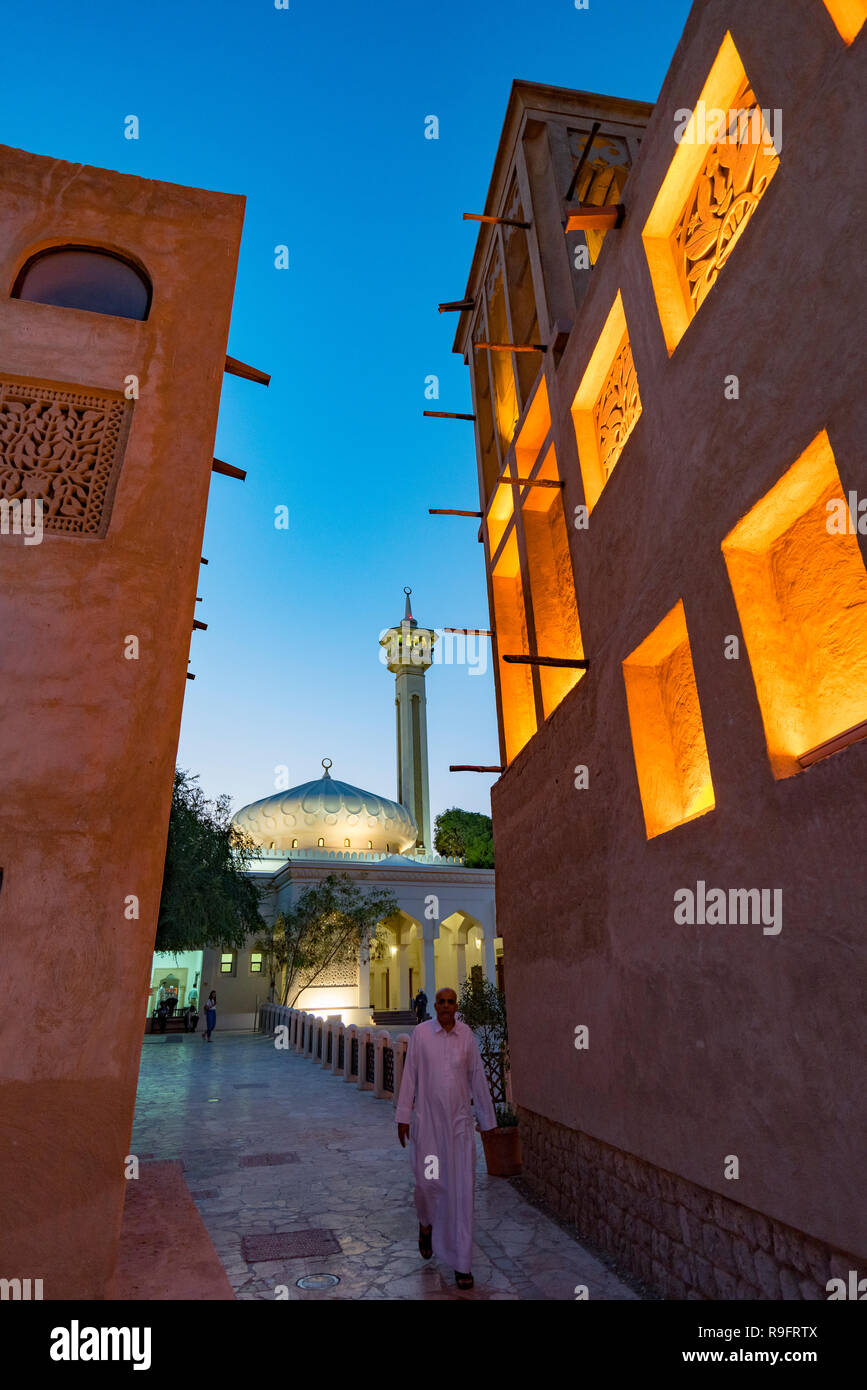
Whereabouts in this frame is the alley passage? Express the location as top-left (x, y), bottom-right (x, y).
top-left (133, 1032), bottom-right (639, 1301)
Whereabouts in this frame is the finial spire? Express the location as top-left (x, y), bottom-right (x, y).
top-left (321, 757), bottom-right (332, 779)
top-left (404, 585), bottom-right (413, 623)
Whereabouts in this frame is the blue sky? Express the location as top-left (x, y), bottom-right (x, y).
top-left (1, 0), bottom-right (691, 825)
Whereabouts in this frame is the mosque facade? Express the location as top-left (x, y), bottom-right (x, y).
top-left (147, 592), bottom-right (499, 1030)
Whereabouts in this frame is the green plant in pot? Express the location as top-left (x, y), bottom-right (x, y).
top-left (457, 975), bottom-right (522, 1176)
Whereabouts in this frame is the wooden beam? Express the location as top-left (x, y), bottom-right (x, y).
top-left (474, 341), bottom-right (546, 354)
top-left (799, 718), bottom-right (867, 768)
top-left (186, 672), bottom-right (196, 681)
top-left (438, 299), bottom-right (475, 313)
top-left (565, 120), bottom-right (601, 201)
top-left (496, 475), bottom-right (564, 488)
top-left (225, 355), bottom-right (271, 387)
top-left (423, 410), bottom-right (476, 421)
top-left (429, 508), bottom-right (483, 517)
top-left (564, 204), bottom-right (624, 233)
top-left (502, 655), bottom-right (589, 668)
top-left (449, 764), bottom-right (505, 773)
top-left (463, 213), bottom-right (530, 229)
top-left (212, 458), bottom-right (247, 481)
top-left (200, 557), bottom-right (208, 565)
top-left (443, 628), bottom-right (493, 636)
top-left (192, 619), bottom-right (208, 631)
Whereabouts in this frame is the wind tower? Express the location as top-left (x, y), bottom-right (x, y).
top-left (380, 587), bottom-right (438, 852)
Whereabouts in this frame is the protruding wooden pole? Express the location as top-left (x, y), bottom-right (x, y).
top-left (497, 475), bottom-right (564, 488)
top-left (449, 764), bottom-right (505, 773)
top-left (463, 213), bottom-right (530, 230)
top-left (225, 355), bottom-right (271, 387)
top-left (192, 620), bottom-right (208, 631)
top-left (474, 341), bottom-right (546, 354)
top-left (438, 299), bottom-right (475, 313)
top-left (502, 654), bottom-right (589, 668)
top-left (564, 205), bottom-right (624, 233)
top-left (423, 411), bottom-right (476, 421)
top-left (429, 508), bottom-right (483, 517)
top-left (212, 458), bottom-right (247, 481)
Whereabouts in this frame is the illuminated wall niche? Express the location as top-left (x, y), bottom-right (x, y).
top-left (571, 291), bottom-right (642, 513)
top-left (492, 531), bottom-right (536, 763)
top-left (821, 0), bottom-right (866, 43)
top-left (523, 446), bottom-right (584, 717)
top-left (623, 600), bottom-right (715, 839)
top-left (567, 126), bottom-right (634, 264)
top-left (642, 33), bottom-right (780, 355)
top-left (721, 430), bottom-right (867, 778)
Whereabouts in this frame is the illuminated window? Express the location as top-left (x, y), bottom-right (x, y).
top-left (220, 952), bottom-right (236, 976)
top-left (522, 446), bottom-right (585, 718)
top-left (492, 532), bottom-right (536, 763)
top-left (249, 952), bottom-right (263, 975)
top-left (820, 0), bottom-right (866, 43)
top-left (571, 291), bottom-right (642, 512)
top-left (317, 837), bottom-right (325, 847)
top-left (344, 838), bottom-right (351, 847)
top-left (623, 600), bottom-right (715, 838)
top-left (291, 838), bottom-right (298, 849)
top-left (642, 33), bottom-right (780, 355)
top-left (12, 245), bottom-right (152, 321)
top-left (721, 430), bottom-right (867, 778)
top-left (367, 840), bottom-right (373, 849)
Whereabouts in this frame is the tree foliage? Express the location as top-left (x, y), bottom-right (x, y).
top-left (155, 769), bottom-right (264, 953)
top-left (457, 975), bottom-right (507, 1057)
top-left (253, 874), bottom-right (400, 1007)
top-left (434, 807), bottom-right (495, 868)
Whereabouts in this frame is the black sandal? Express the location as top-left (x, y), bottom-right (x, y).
top-left (455, 1271), bottom-right (474, 1289)
top-left (418, 1224), bottom-right (433, 1259)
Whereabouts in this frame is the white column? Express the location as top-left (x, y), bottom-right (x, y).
top-left (456, 940), bottom-right (467, 988)
top-left (398, 942), bottom-right (411, 1009)
top-left (422, 929), bottom-right (437, 1000)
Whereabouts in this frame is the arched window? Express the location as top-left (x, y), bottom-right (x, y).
top-left (317, 837), bottom-right (325, 848)
top-left (12, 245), bottom-right (152, 321)
top-left (291, 838), bottom-right (298, 849)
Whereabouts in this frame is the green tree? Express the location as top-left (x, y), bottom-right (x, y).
top-left (254, 874), bottom-right (399, 1007)
top-left (155, 769), bottom-right (264, 953)
top-left (434, 807), bottom-right (494, 868)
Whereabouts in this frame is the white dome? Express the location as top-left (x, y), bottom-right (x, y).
top-left (233, 760), bottom-right (418, 855)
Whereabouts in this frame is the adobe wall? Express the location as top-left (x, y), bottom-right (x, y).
top-left (0, 147), bottom-right (244, 1297)
top-left (491, 0), bottom-right (867, 1291)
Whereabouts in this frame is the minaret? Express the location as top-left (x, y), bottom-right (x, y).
top-left (379, 587), bottom-right (437, 853)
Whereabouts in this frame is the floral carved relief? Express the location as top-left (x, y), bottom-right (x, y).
top-left (671, 79), bottom-right (779, 319)
top-left (0, 377), bottom-right (131, 536)
top-left (593, 332), bottom-right (642, 482)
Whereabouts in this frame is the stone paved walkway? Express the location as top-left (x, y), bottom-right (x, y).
top-left (132, 1032), bottom-right (639, 1301)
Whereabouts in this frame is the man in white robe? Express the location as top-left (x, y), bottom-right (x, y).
top-left (396, 986), bottom-right (497, 1287)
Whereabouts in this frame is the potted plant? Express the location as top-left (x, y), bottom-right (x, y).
top-left (457, 975), bottom-right (522, 1177)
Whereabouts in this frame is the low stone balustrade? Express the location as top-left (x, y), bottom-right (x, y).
top-left (257, 1003), bottom-right (411, 1104)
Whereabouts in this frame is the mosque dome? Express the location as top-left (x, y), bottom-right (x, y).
top-left (232, 759), bottom-right (418, 855)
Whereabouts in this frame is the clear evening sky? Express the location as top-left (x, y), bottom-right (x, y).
top-left (1, 0), bottom-right (691, 826)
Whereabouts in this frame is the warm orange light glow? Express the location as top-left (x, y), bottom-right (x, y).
top-left (523, 446), bottom-right (585, 718)
top-left (623, 600), bottom-right (715, 839)
top-left (642, 32), bottom-right (780, 355)
top-left (571, 291), bottom-right (642, 512)
top-left (486, 480), bottom-right (514, 556)
top-left (486, 269), bottom-right (520, 453)
top-left (721, 430), bottom-right (867, 779)
top-left (514, 376), bottom-right (550, 475)
top-left (492, 532), bottom-right (536, 762)
top-left (821, 0), bottom-right (866, 42)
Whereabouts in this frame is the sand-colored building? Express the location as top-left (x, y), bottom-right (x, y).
top-left (449, 0), bottom-right (866, 1297)
top-left (0, 146), bottom-right (251, 1298)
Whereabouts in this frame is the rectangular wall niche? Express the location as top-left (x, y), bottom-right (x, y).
top-left (641, 32), bottom-right (780, 355)
top-left (821, 0), bottom-right (867, 43)
top-left (571, 291), bottom-right (642, 512)
top-left (623, 600), bottom-right (715, 839)
top-left (721, 430), bottom-right (867, 778)
top-left (523, 446), bottom-right (584, 718)
top-left (492, 531), bottom-right (536, 763)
